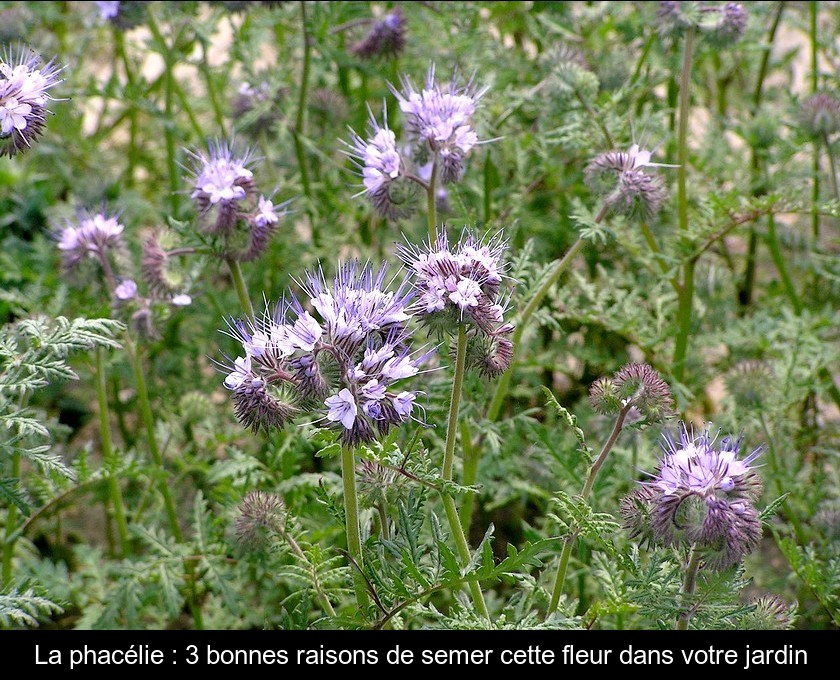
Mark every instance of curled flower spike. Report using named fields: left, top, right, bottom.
left=221, top=261, right=428, bottom=445
left=187, top=139, right=256, bottom=234
left=621, top=424, right=763, bottom=571
left=0, top=45, right=63, bottom=157
left=701, top=3, right=748, bottom=46
left=391, top=64, right=489, bottom=183
left=343, top=106, right=408, bottom=219
left=234, top=490, right=286, bottom=551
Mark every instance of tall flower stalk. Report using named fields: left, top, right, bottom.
left=545, top=363, right=673, bottom=618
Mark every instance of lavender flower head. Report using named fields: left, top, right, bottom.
left=391, top=64, right=489, bottom=183
left=589, top=362, right=674, bottom=425
left=585, top=143, right=671, bottom=218
left=223, top=261, right=428, bottom=445
left=186, top=139, right=291, bottom=260
left=343, top=108, right=407, bottom=219
left=57, top=211, right=125, bottom=269
left=188, top=139, right=256, bottom=234
left=621, top=424, right=763, bottom=570
left=0, top=45, right=63, bottom=157
left=350, top=7, right=408, bottom=60
left=398, top=229, right=514, bottom=377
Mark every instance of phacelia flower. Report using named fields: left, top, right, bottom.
left=590, top=362, right=674, bottom=425
left=0, top=45, right=63, bottom=157
left=56, top=211, right=125, bottom=269
left=798, top=92, right=840, bottom=139
left=343, top=108, right=407, bottom=219
left=741, top=595, right=797, bottom=630
left=584, top=143, right=670, bottom=218
left=232, top=79, right=286, bottom=136
left=350, top=7, right=408, bottom=60
left=222, top=261, right=427, bottom=445
left=621, top=424, right=763, bottom=571
left=188, top=139, right=256, bottom=234
left=391, top=64, right=489, bottom=183
left=398, top=229, right=514, bottom=377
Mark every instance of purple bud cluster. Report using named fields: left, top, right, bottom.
left=350, top=8, right=407, bottom=60
left=584, top=144, right=669, bottom=218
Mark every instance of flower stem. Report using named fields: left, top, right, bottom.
left=811, top=2, right=820, bottom=241
left=341, top=445, right=371, bottom=611
left=427, top=156, right=438, bottom=244
left=441, top=324, right=490, bottom=621
left=97, top=347, right=130, bottom=557
left=126, top=336, right=182, bottom=543
left=676, top=545, right=702, bottom=630
left=764, top=213, right=802, bottom=315
left=277, top=524, right=337, bottom=618
left=146, top=9, right=180, bottom=216
left=822, top=132, right=840, bottom=202
left=546, top=404, right=631, bottom=618
left=113, top=29, right=138, bottom=187
left=672, top=27, right=695, bottom=385
left=458, top=420, right=477, bottom=533
left=226, top=257, right=255, bottom=319
left=292, top=1, right=315, bottom=240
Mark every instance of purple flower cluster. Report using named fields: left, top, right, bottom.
left=397, top=229, right=514, bottom=377
left=343, top=64, right=489, bottom=219
left=621, top=424, right=763, bottom=570
left=187, top=139, right=291, bottom=261
left=585, top=143, right=670, bottom=218
left=56, top=210, right=193, bottom=337
left=350, top=7, right=407, bottom=60
left=223, top=262, right=428, bottom=444
left=0, top=45, right=62, bottom=157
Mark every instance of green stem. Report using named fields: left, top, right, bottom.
left=97, top=347, right=130, bottom=557
left=199, top=42, right=226, bottom=133
left=458, top=420, right=477, bottom=533
left=127, top=336, right=182, bottom=543
left=672, top=28, right=695, bottom=385
left=1, top=452, right=20, bottom=587
left=487, top=233, right=587, bottom=422
left=226, top=258, right=255, bottom=319
left=765, top=213, right=802, bottom=315
left=822, top=132, right=840, bottom=202
left=640, top=221, right=680, bottom=293
left=676, top=545, right=702, bottom=630
left=740, top=2, right=786, bottom=309
left=628, top=33, right=656, bottom=90
left=341, top=445, right=370, bottom=611
left=427, top=156, right=439, bottom=244
left=292, top=1, right=314, bottom=239
left=277, top=525, right=336, bottom=618
left=146, top=10, right=180, bottom=216
left=546, top=405, right=631, bottom=618
left=376, top=502, right=390, bottom=542
left=113, top=29, right=138, bottom=187
left=441, top=325, right=490, bottom=621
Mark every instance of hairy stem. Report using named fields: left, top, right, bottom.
left=672, top=28, right=695, bottom=384
left=441, top=325, right=490, bottom=621
left=546, top=404, right=631, bottom=618
left=292, top=1, right=314, bottom=240
left=427, top=156, right=439, bottom=244
left=487, top=204, right=609, bottom=422
left=341, top=445, right=371, bottom=611
left=225, top=257, right=255, bottom=319
left=97, top=347, right=130, bottom=557
left=676, top=545, right=702, bottom=630
left=277, top=524, right=337, bottom=618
